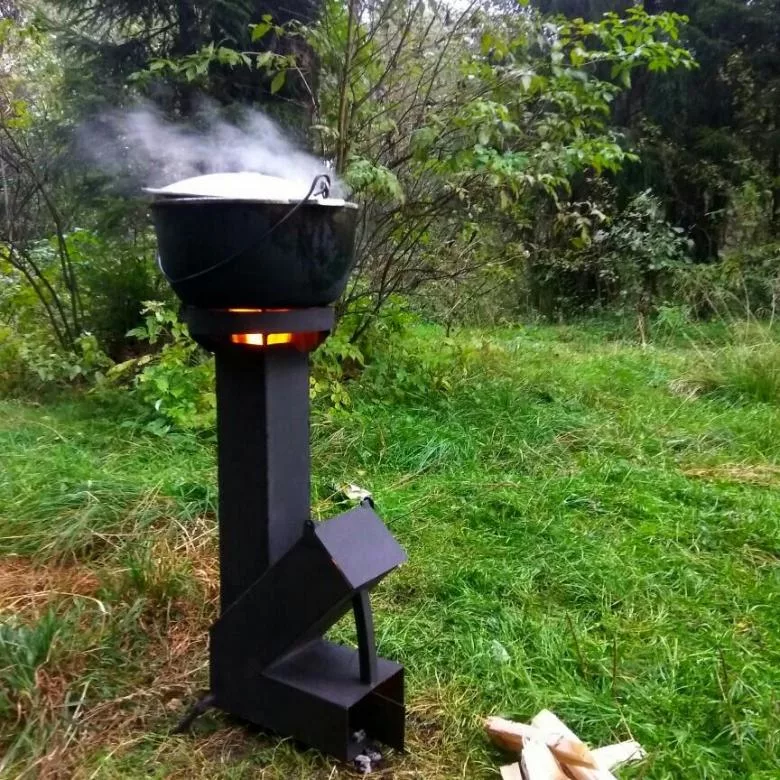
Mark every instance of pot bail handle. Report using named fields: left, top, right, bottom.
left=310, top=173, right=331, bottom=199
left=157, top=173, right=333, bottom=286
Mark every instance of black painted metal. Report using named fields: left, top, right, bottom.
left=183, top=306, right=334, bottom=341
left=171, top=692, right=216, bottom=734
left=151, top=199, right=358, bottom=309
left=214, top=346, right=311, bottom=609
left=213, top=504, right=405, bottom=664
left=178, top=307, right=407, bottom=761
left=224, top=639, right=404, bottom=761
left=353, top=590, right=378, bottom=685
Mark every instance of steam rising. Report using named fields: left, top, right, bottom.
left=80, top=102, right=333, bottom=191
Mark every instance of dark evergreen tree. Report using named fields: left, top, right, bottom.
left=43, top=0, right=322, bottom=114
left=535, top=0, right=632, bottom=16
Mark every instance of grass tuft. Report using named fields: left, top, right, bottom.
left=685, top=340, right=780, bottom=405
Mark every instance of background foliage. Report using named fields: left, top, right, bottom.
left=0, top=0, right=775, bottom=418
left=0, top=0, right=776, bottom=363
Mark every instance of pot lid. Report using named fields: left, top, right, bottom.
left=144, top=171, right=353, bottom=207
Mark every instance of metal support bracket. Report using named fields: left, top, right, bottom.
left=353, top=589, right=378, bottom=685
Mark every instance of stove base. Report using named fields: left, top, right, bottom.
left=213, top=639, right=404, bottom=761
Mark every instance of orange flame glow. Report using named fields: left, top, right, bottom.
left=230, top=331, right=324, bottom=351
left=225, top=309, right=323, bottom=350
left=231, top=332, right=294, bottom=347
left=226, top=308, right=291, bottom=313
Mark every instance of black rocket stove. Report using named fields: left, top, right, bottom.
left=148, top=172, right=406, bottom=761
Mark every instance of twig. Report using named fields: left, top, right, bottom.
left=565, top=613, right=588, bottom=679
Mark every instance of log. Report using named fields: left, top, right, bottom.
left=591, top=741, right=646, bottom=770
left=485, top=717, right=598, bottom=770
left=530, top=711, right=616, bottom=780
left=500, top=763, right=524, bottom=780
left=521, top=736, right=569, bottom=780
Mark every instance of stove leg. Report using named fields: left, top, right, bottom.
left=353, top=589, right=378, bottom=685
left=171, top=691, right=216, bottom=734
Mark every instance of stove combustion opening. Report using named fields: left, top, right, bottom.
left=230, top=331, right=324, bottom=350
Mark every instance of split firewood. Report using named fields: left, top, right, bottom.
left=500, top=763, right=524, bottom=780
left=591, top=741, right=646, bottom=771
left=530, top=711, right=616, bottom=780
left=485, top=717, right=598, bottom=769
left=521, top=736, right=569, bottom=780
left=485, top=716, right=539, bottom=753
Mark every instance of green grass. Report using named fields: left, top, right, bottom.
left=1, top=323, right=779, bottom=778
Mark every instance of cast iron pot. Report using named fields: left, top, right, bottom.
left=150, top=180, right=358, bottom=310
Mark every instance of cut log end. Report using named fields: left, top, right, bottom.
left=487, top=710, right=645, bottom=780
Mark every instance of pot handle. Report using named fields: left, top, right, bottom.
left=157, top=174, right=332, bottom=286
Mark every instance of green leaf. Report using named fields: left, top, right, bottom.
left=270, top=70, right=286, bottom=94
left=251, top=21, right=272, bottom=41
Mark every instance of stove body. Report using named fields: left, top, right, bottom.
left=184, top=306, right=406, bottom=761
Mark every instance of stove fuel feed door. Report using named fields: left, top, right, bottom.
left=209, top=502, right=407, bottom=761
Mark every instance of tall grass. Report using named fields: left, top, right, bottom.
left=690, top=341, right=780, bottom=404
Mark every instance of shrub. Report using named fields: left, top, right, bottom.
left=674, top=242, right=780, bottom=320
left=69, top=229, right=164, bottom=360
left=525, top=190, right=692, bottom=318
left=311, top=295, right=416, bottom=409
left=116, top=302, right=216, bottom=434
left=0, top=327, right=112, bottom=395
